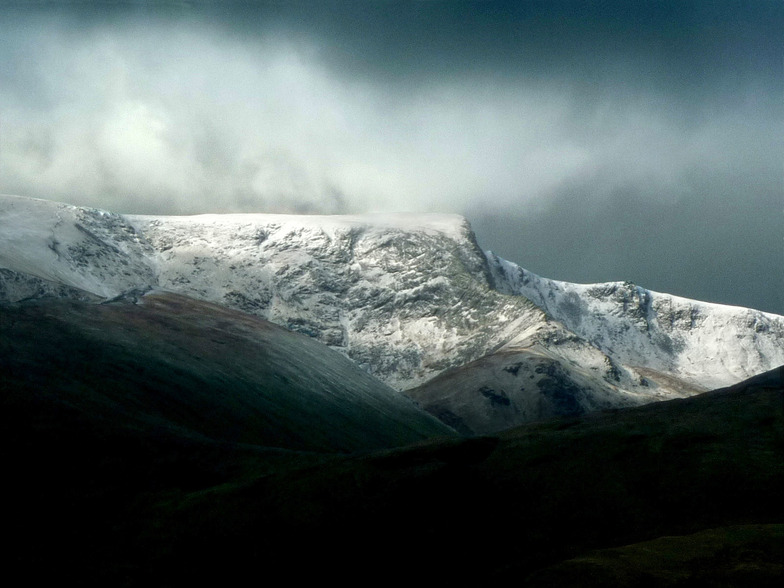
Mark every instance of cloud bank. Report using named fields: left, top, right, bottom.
left=0, top=2, right=781, bottom=313
left=2, top=6, right=777, bottom=214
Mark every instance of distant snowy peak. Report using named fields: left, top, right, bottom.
left=0, top=194, right=156, bottom=299
left=486, top=251, right=784, bottom=389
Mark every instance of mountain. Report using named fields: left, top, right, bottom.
left=2, top=193, right=783, bottom=430
left=487, top=252, right=784, bottom=391
left=2, top=193, right=782, bottom=584
left=407, top=255, right=784, bottom=435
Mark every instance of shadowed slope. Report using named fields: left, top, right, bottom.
left=1, top=291, right=455, bottom=584
left=0, top=291, right=454, bottom=452
left=405, top=344, right=703, bottom=434
left=58, top=365, right=779, bottom=586
left=524, top=524, right=784, bottom=587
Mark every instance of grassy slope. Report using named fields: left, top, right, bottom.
left=524, top=524, right=784, bottom=587
left=2, top=292, right=781, bottom=585
left=144, top=367, right=783, bottom=585
left=0, top=293, right=454, bottom=451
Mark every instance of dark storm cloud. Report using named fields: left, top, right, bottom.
left=470, top=167, right=783, bottom=315
left=0, top=1, right=781, bottom=313
left=216, top=1, right=782, bottom=97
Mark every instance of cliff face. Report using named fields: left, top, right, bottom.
left=127, top=211, right=544, bottom=389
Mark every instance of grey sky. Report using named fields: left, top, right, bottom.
left=1, top=1, right=781, bottom=313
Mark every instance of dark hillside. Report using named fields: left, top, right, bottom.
left=0, top=292, right=453, bottom=452
left=1, top=292, right=781, bottom=585
left=145, top=366, right=783, bottom=585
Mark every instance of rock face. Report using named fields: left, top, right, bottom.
left=2, top=193, right=783, bottom=429
left=405, top=348, right=690, bottom=436
left=404, top=316, right=711, bottom=434
left=127, top=212, right=544, bottom=389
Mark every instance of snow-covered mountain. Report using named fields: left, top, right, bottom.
left=0, top=194, right=156, bottom=299
left=487, top=252, right=784, bottom=391
left=2, top=194, right=782, bottom=430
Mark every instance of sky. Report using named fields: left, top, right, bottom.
left=0, top=1, right=782, bottom=314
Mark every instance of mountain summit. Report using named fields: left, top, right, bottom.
left=2, top=193, right=782, bottom=432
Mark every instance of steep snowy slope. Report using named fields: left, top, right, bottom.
left=487, top=252, right=784, bottom=390
left=125, top=210, right=546, bottom=389
left=0, top=194, right=156, bottom=299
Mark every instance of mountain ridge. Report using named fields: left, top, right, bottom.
left=2, top=193, right=782, bottom=429
left=487, top=251, right=784, bottom=390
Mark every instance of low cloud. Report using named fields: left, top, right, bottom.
left=1, top=6, right=781, bottom=313
left=2, top=14, right=778, bottom=219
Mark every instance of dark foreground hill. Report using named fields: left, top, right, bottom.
left=0, top=292, right=453, bottom=452
left=1, top=291, right=781, bottom=585
left=144, top=367, right=780, bottom=587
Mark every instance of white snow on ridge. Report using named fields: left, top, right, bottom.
left=486, top=251, right=784, bottom=389
left=0, top=194, right=157, bottom=298
left=125, top=208, right=539, bottom=389
left=127, top=211, right=473, bottom=242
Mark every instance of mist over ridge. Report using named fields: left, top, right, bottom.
left=1, top=1, right=781, bottom=314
